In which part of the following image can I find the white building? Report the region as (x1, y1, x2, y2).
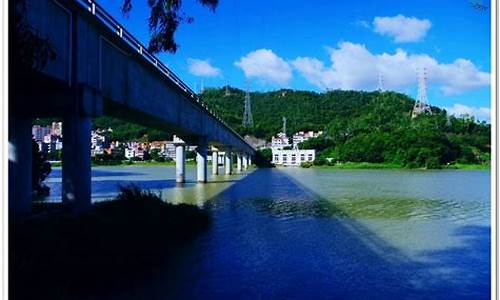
(51, 122, 63, 136)
(125, 148, 136, 160)
(292, 131, 323, 149)
(272, 149, 316, 166)
(271, 132, 290, 150)
(32, 125, 51, 142)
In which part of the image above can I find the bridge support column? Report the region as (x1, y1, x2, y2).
(242, 154, 248, 170)
(237, 153, 242, 172)
(8, 116, 33, 218)
(212, 151, 219, 175)
(175, 144, 186, 183)
(62, 116, 92, 213)
(196, 143, 208, 183)
(225, 151, 233, 175)
(248, 155, 252, 167)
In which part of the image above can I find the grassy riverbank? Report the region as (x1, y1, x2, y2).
(300, 162, 490, 170)
(10, 186, 211, 300)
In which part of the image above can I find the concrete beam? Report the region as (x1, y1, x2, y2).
(175, 144, 186, 183)
(8, 116, 33, 218)
(62, 115, 92, 213)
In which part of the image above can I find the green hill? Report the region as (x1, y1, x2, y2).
(36, 86, 490, 168)
(201, 87, 490, 168)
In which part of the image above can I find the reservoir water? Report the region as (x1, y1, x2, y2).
(46, 166, 490, 299)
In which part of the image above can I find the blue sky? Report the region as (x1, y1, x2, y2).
(97, 0, 491, 120)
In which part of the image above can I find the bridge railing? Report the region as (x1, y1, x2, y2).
(74, 0, 252, 151)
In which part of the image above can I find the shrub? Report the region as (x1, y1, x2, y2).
(425, 157, 441, 169)
(406, 161, 419, 169)
(300, 161, 313, 168)
(155, 156, 165, 162)
(313, 157, 327, 166)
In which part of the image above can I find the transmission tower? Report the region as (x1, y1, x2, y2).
(412, 68, 432, 118)
(242, 84, 253, 127)
(224, 85, 231, 97)
(378, 73, 384, 92)
(282, 117, 287, 135)
(446, 114, 452, 127)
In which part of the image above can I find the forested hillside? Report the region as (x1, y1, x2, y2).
(202, 87, 490, 168)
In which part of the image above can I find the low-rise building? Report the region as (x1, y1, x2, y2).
(271, 132, 290, 150)
(272, 149, 316, 166)
(292, 131, 323, 149)
(125, 148, 136, 160)
(32, 125, 51, 142)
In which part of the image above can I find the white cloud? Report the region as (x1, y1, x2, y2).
(291, 57, 337, 89)
(235, 49, 292, 86)
(373, 15, 431, 43)
(445, 103, 491, 121)
(354, 20, 370, 29)
(291, 41, 490, 95)
(187, 58, 221, 77)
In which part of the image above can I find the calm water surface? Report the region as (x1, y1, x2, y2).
(47, 166, 490, 299)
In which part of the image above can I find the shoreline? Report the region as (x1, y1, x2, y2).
(49, 160, 490, 170)
(300, 162, 491, 170)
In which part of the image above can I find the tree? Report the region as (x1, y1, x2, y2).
(186, 150, 196, 159)
(121, 0, 219, 53)
(257, 148, 272, 162)
(150, 148, 165, 162)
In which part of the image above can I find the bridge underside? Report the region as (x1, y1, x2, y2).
(9, 0, 255, 218)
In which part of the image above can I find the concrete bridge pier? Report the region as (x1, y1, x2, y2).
(62, 115, 92, 213)
(237, 153, 243, 172)
(242, 154, 248, 170)
(196, 141, 208, 183)
(175, 144, 186, 183)
(61, 85, 102, 213)
(8, 116, 33, 218)
(225, 151, 233, 175)
(212, 151, 219, 175)
(220, 153, 225, 170)
(248, 155, 252, 167)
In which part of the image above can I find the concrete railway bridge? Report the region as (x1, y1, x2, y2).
(9, 0, 255, 217)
